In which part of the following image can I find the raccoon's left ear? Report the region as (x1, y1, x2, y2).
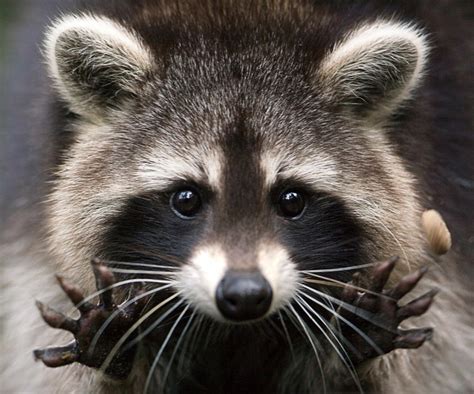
(317, 21, 429, 119)
(44, 14, 155, 118)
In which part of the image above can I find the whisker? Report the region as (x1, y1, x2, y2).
(178, 314, 204, 373)
(301, 236, 361, 253)
(302, 275, 395, 301)
(287, 304, 327, 394)
(303, 278, 346, 289)
(88, 284, 174, 353)
(109, 248, 185, 266)
(301, 262, 376, 274)
(277, 311, 295, 361)
(108, 268, 179, 277)
(124, 299, 185, 351)
(67, 278, 173, 317)
(299, 287, 383, 355)
(184, 315, 207, 367)
(295, 295, 363, 393)
(162, 310, 197, 386)
(343, 196, 410, 269)
(265, 315, 285, 339)
(100, 292, 182, 373)
(301, 284, 397, 334)
(103, 260, 179, 270)
(144, 305, 190, 394)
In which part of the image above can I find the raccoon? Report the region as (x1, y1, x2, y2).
(1, 1, 473, 393)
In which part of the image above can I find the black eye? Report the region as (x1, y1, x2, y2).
(171, 189, 202, 218)
(278, 190, 306, 218)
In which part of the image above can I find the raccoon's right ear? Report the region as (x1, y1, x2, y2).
(317, 21, 429, 121)
(44, 14, 155, 118)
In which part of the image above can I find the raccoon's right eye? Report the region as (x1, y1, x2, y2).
(171, 189, 202, 218)
(278, 190, 306, 219)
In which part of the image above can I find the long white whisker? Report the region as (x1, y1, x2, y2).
(277, 311, 295, 361)
(143, 305, 190, 394)
(103, 260, 179, 270)
(183, 315, 206, 368)
(108, 268, 179, 277)
(344, 196, 410, 269)
(287, 304, 327, 394)
(162, 310, 197, 386)
(302, 274, 394, 301)
(124, 299, 185, 351)
(69, 278, 173, 316)
(299, 286, 383, 354)
(102, 249, 184, 266)
(89, 284, 174, 353)
(177, 314, 203, 373)
(295, 295, 363, 393)
(301, 262, 375, 273)
(301, 284, 397, 333)
(100, 292, 182, 373)
(264, 316, 285, 340)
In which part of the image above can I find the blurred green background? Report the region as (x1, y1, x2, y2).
(0, 1, 20, 61)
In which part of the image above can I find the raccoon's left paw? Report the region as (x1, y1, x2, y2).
(33, 259, 147, 379)
(340, 257, 437, 364)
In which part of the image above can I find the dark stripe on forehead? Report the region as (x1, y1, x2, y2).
(221, 122, 263, 210)
(216, 118, 267, 265)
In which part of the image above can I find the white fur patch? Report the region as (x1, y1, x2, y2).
(137, 155, 204, 190)
(260, 151, 341, 190)
(258, 242, 299, 314)
(137, 148, 223, 191)
(175, 242, 298, 321)
(175, 244, 228, 319)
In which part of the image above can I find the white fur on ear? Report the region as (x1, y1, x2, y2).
(44, 14, 154, 118)
(318, 21, 429, 118)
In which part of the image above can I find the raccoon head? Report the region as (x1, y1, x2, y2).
(45, 14, 429, 322)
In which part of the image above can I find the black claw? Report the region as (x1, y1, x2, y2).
(36, 300, 79, 334)
(91, 259, 116, 310)
(341, 283, 358, 304)
(388, 266, 428, 300)
(370, 256, 398, 293)
(351, 272, 362, 287)
(33, 341, 79, 367)
(394, 327, 433, 349)
(56, 275, 94, 313)
(397, 289, 438, 322)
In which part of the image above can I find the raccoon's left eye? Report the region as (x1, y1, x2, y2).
(278, 190, 306, 219)
(171, 189, 202, 218)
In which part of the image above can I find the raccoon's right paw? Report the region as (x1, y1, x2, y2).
(33, 259, 148, 380)
(339, 257, 437, 364)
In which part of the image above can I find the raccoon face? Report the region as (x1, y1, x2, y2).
(45, 15, 428, 322)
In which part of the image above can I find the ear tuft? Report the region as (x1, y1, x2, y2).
(44, 14, 154, 118)
(318, 21, 429, 119)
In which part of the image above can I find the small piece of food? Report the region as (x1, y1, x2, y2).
(421, 210, 452, 255)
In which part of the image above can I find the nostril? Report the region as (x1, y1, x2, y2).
(225, 295, 238, 307)
(255, 295, 266, 306)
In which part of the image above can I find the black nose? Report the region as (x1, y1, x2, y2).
(216, 271, 273, 321)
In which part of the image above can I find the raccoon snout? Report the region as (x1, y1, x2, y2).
(215, 271, 273, 321)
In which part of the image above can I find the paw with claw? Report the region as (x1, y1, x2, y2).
(340, 256, 437, 364)
(33, 259, 147, 379)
